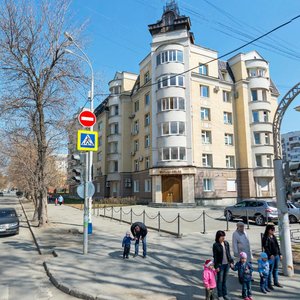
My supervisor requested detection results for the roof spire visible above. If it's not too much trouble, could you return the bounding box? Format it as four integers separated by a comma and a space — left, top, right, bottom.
164, 0, 180, 16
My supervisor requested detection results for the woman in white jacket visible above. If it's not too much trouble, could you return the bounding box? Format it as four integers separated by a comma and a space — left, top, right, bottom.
232, 221, 253, 262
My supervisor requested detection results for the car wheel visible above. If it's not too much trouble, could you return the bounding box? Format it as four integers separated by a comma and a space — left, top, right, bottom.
225, 210, 233, 221
255, 214, 265, 226
289, 215, 298, 224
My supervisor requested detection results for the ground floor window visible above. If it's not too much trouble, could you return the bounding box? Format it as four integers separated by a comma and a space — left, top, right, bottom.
145, 179, 151, 192
203, 178, 213, 191
133, 180, 139, 192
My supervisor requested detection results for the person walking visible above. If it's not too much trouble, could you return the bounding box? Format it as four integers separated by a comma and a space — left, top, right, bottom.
231, 252, 253, 300
258, 252, 270, 294
262, 224, 283, 289
58, 194, 64, 205
213, 230, 234, 300
131, 221, 147, 258
203, 259, 218, 300
232, 222, 252, 263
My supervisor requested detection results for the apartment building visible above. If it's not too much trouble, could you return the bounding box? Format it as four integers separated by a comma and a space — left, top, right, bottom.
281, 131, 300, 162
74, 1, 279, 205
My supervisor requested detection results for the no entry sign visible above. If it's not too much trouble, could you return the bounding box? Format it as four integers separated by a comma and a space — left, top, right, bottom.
78, 110, 96, 127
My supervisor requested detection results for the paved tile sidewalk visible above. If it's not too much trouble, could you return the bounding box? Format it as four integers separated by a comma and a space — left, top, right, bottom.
23, 200, 300, 300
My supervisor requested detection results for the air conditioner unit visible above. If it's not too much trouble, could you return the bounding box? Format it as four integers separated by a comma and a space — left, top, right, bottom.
129, 113, 135, 119
106, 181, 110, 188
139, 156, 144, 162
213, 86, 220, 93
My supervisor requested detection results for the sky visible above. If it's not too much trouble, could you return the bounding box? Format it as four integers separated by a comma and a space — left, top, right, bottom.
70, 0, 300, 134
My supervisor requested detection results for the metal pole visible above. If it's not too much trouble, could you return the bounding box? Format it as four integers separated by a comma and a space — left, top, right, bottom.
246, 209, 250, 229
158, 212, 161, 232
111, 206, 113, 219
120, 207, 122, 222
130, 208, 133, 224
202, 210, 206, 234
274, 159, 294, 276
143, 210, 145, 224
104, 206, 106, 217
177, 213, 180, 237
226, 211, 229, 232
83, 153, 89, 254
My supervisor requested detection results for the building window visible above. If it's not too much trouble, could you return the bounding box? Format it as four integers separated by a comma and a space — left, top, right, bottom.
145, 135, 150, 148
109, 142, 118, 153
203, 178, 213, 191
157, 74, 184, 89
134, 160, 139, 172
156, 50, 183, 65
256, 155, 262, 167
202, 131, 212, 144
225, 133, 234, 145
199, 64, 208, 75
97, 151, 102, 161
111, 86, 121, 95
114, 161, 118, 172
133, 180, 139, 192
98, 136, 102, 146
157, 97, 185, 112
251, 90, 258, 101
145, 157, 150, 169
114, 105, 119, 116
223, 91, 231, 102
145, 93, 150, 106
98, 121, 103, 132
200, 85, 209, 98
202, 154, 213, 167
133, 120, 139, 134
227, 179, 236, 192
252, 111, 259, 122
263, 111, 269, 122
145, 179, 151, 192
254, 132, 261, 144
144, 71, 150, 84
96, 183, 101, 193
134, 140, 139, 152
226, 155, 235, 168
248, 68, 266, 77
145, 113, 150, 126
160, 121, 185, 136
160, 147, 186, 161
223, 112, 232, 124
265, 133, 270, 145
201, 107, 211, 121
266, 155, 272, 167
134, 101, 139, 112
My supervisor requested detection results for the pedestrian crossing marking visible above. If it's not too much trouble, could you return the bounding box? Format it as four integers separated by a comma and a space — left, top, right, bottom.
77, 130, 98, 151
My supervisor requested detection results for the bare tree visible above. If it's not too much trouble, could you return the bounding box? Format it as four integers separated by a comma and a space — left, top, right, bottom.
0, 0, 88, 225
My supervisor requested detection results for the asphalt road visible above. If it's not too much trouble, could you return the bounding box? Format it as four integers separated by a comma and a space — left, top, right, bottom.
0, 195, 74, 300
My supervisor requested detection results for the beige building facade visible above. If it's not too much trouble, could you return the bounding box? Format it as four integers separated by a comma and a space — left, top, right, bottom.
72, 1, 279, 205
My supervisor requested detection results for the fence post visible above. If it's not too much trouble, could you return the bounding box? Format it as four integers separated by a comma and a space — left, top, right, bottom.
202, 210, 206, 234
158, 212, 161, 232
226, 211, 229, 231
104, 206, 106, 217
111, 206, 113, 219
177, 213, 181, 237
143, 210, 145, 224
120, 207, 122, 222
97, 200, 100, 216
266, 211, 269, 225
246, 209, 250, 229
130, 208, 133, 224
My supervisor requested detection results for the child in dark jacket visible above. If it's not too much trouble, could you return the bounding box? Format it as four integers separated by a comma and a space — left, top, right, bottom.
122, 231, 133, 259
258, 252, 270, 293
231, 252, 253, 300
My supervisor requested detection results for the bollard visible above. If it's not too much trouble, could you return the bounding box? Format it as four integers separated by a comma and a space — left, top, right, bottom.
158, 212, 161, 232
177, 213, 181, 237
120, 207, 122, 222
246, 209, 250, 229
202, 210, 206, 234
104, 206, 106, 217
111, 206, 113, 219
130, 208, 133, 224
226, 211, 229, 231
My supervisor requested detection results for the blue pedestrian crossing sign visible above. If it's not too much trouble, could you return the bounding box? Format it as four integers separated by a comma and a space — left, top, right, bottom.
77, 130, 98, 152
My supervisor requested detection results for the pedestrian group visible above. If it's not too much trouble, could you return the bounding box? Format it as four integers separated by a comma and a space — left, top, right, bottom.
203, 222, 283, 300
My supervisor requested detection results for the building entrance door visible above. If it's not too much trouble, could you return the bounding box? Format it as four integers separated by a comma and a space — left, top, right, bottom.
162, 175, 182, 203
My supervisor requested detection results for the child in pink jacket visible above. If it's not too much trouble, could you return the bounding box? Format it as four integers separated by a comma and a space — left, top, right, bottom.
203, 259, 218, 300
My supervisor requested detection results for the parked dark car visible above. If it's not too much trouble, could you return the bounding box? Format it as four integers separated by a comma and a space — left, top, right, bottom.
0, 208, 20, 236
16, 191, 23, 197
0, 192, 4, 197
224, 199, 278, 226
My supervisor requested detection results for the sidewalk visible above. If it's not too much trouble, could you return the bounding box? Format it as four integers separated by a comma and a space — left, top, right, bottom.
23, 200, 300, 300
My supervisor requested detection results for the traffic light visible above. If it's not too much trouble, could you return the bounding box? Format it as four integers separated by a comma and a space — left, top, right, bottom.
71, 154, 85, 185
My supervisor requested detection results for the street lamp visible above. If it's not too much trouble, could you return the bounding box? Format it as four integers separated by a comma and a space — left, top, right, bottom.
273, 82, 300, 276
64, 32, 94, 254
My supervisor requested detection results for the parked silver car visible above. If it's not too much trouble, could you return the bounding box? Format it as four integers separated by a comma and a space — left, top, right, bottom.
287, 202, 300, 223
224, 199, 278, 226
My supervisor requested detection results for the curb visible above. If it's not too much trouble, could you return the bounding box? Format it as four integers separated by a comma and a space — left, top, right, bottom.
21, 199, 99, 300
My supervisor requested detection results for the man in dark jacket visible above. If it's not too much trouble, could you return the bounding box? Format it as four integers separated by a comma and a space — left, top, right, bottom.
131, 222, 147, 258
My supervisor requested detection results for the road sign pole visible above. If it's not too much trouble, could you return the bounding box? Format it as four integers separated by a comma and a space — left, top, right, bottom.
83, 152, 89, 254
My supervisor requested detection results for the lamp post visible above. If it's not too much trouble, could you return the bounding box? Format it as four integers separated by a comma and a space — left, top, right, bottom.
64, 32, 94, 254
273, 82, 300, 276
